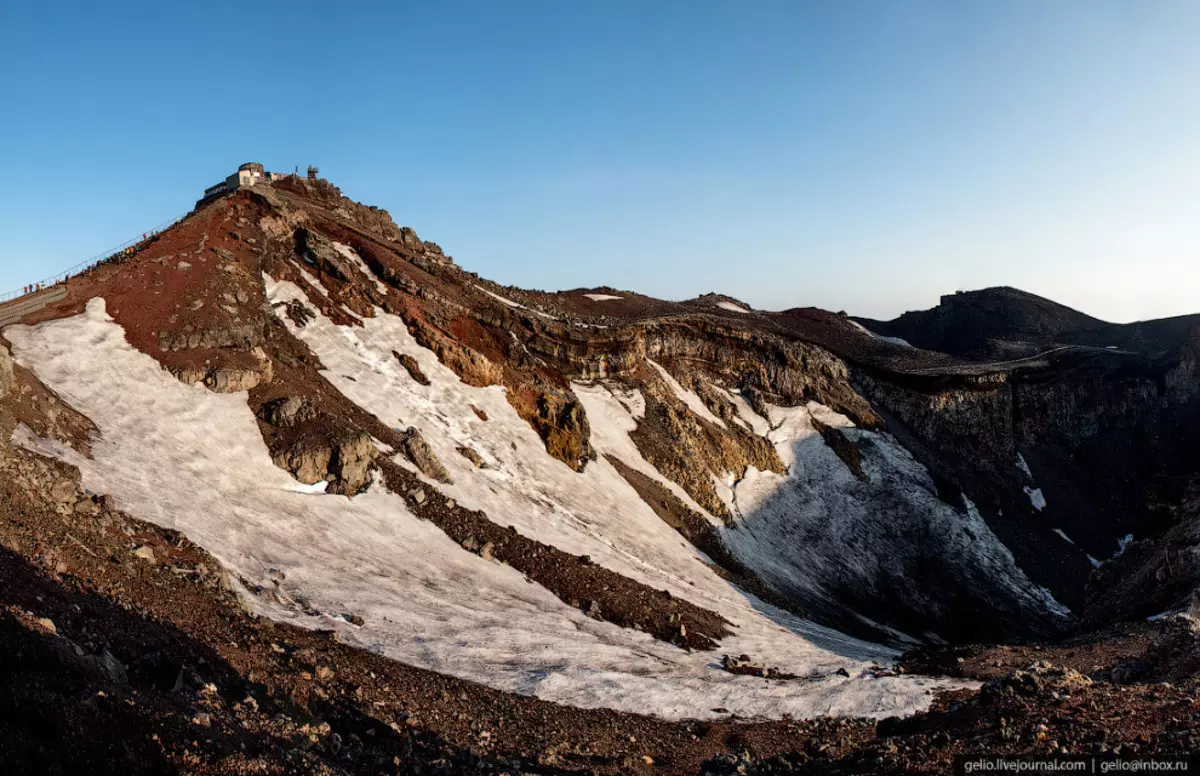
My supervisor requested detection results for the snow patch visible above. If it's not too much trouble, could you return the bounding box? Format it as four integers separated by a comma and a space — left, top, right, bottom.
1015, 454, 1032, 478
717, 301, 749, 313
846, 320, 912, 348
1051, 527, 1099, 566
1114, 534, 1134, 558
646, 359, 727, 429
333, 242, 388, 295
474, 285, 555, 320
294, 263, 330, 297
475, 285, 524, 308
720, 403, 1074, 625
1024, 487, 1047, 511
584, 294, 623, 302
726, 388, 771, 437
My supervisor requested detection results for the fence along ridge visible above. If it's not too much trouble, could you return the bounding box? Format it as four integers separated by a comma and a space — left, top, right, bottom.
0, 212, 189, 304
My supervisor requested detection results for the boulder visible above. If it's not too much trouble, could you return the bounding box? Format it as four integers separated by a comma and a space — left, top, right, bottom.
528, 392, 592, 472
399, 427, 452, 483
274, 427, 378, 495
326, 429, 378, 495
393, 351, 430, 386
258, 396, 316, 429
457, 446, 484, 468
50, 478, 76, 504
280, 299, 316, 328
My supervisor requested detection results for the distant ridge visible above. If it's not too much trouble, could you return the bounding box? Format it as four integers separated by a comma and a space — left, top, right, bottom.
855, 285, 1200, 359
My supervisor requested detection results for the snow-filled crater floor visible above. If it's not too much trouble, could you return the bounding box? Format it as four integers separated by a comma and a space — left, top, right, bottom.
5, 293, 972, 721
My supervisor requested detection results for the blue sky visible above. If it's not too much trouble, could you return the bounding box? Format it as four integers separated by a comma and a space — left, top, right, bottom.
2, 1, 1198, 321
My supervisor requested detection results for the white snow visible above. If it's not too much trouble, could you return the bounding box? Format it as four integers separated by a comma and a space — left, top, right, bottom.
1051, 525, 1099, 568
1050, 528, 1100, 567
717, 301, 749, 313
845, 320, 912, 348
720, 403, 1073, 625
646, 359, 727, 429
584, 294, 623, 302
1015, 454, 1032, 478
575, 381, 716, 520
1024, 486, 1047, 511
10, 287, 976, 720
333, 242, 389, 295
294, 263, 330, 297
587, 381, 647, 421
726, 388, 772, 437
1148, 609, 1181, 622
2, 296, 976, 721
1114, 534, 1134, 558
474, 285, 555, 320
475, 285, 524, 308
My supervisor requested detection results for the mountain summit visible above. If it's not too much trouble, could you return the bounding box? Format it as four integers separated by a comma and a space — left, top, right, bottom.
1, 168, 1198, 773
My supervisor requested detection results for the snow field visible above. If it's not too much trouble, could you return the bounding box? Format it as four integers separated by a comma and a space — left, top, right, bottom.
6, 292, 970, 720
718, 402, 1074, 628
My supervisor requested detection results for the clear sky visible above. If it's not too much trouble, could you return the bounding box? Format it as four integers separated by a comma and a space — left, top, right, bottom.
2, 1, 1198, 321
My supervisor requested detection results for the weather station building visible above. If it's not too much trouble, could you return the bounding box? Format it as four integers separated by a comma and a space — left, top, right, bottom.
201, 162, 286, 200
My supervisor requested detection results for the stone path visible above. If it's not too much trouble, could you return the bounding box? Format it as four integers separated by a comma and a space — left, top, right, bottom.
0, 286, 68, 328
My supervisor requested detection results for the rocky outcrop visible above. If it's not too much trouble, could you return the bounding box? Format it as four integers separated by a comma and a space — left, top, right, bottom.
1164, 327, 1200, 403
810, 415, 866, 481
457, 446, 484, 468
272, 427, 377, 495
981, 661, 1093, 702
169, 348, 275, 393
406, 313, 503, 388
256, 396, 316, 429
156, 322, 269, 352
508, 390, 593, 472
642, 322, 881, 427
0, 344, 12, 399
513, 316, 881, 428
293, 228, 356, 283
271, 176, 453, 268
279, 299, 316, 328
535, 392, 592, 472
393, 351, 430, 385
630, 365, 783, 520
398, 427, 452, 483
1083, 485, 1200, 627
854, 347, 1200, 623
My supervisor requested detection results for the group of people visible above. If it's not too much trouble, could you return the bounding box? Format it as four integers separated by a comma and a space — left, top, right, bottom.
15, 227, 172, 299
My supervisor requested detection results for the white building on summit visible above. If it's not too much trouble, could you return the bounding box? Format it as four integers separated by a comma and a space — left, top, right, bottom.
202, 162, 285, 200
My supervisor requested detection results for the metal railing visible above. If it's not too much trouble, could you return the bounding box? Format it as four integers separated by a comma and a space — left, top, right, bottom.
0, 212, 190, 304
